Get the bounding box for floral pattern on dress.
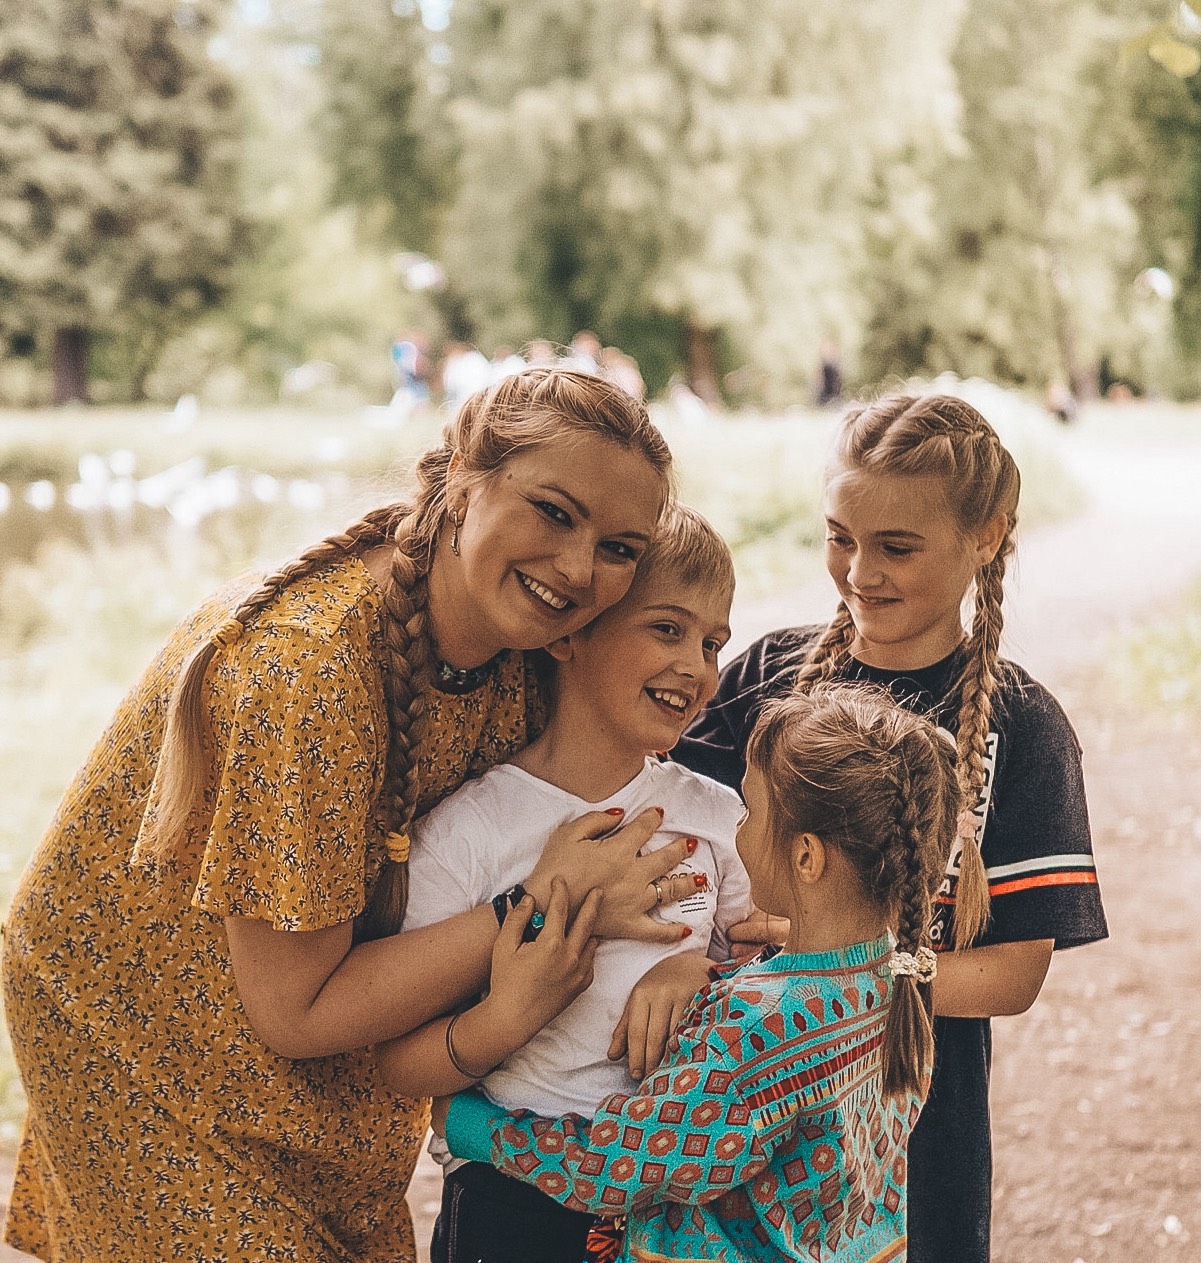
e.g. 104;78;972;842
2;557;536;1262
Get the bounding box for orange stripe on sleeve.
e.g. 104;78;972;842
989;871;1098;898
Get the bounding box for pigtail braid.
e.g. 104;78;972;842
951;525;1012;948
793;603;856;694
880;745;934;1099
141;497;438;866
355;520;438;941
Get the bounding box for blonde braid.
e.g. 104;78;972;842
355;520;438;941
793;603;856;693
141;502;418;862
881;725;956;1098
951;525;1013;947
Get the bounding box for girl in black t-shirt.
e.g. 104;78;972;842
676;393;1108;1263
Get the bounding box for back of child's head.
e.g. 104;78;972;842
796;393;1020;947
746;684;958;1101
625;501;735;610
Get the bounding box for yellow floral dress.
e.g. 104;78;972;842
2;557;540;1262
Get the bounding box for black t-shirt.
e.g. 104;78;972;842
674;626;1109;1263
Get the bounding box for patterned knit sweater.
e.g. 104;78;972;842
446;938;923;1263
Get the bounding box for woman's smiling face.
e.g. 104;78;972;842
436;434;666;665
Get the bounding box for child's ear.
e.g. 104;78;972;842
545;635;575;663
975;510;1009;566
793;832;827;885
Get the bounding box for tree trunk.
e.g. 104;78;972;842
52;327;91;405
1046;250;1092;400
685;319;722;407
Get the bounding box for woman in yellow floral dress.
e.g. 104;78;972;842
2;369;700;1262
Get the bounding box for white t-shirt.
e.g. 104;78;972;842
404;757;751;1121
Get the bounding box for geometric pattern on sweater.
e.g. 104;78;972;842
458;937;922;1263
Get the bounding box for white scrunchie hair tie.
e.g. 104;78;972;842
888;945;938;983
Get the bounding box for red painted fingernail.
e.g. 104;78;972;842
680;926;692;938
685;838;698;854
605;807;624;817
694;874;709;890
654;806;665;819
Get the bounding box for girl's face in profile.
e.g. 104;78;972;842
443;434;665;664
736;765;791;919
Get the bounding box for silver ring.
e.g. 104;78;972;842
651;878;664;907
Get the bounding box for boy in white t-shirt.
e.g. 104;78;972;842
379;503;751;1263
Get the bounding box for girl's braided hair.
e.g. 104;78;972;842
793;394;1019;947
746;685;958;1100
139;368;672;940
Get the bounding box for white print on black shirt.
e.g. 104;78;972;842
930;731;998;947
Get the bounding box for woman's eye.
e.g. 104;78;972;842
825;533;851;549
702;639;723;658
600;540;638;562
535;500;571;526
651;622;680;638
883;545;915;558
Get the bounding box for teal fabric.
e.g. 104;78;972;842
446;938;921;1262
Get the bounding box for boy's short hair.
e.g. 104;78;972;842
627;502;735;605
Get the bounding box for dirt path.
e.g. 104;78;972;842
3;413;1199;1261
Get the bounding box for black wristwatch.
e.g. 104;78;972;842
491;883;545;942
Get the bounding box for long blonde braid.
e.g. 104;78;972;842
140;500;420;864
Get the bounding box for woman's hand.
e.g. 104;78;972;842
377;882;603;1095
726;905;791;948
609;951;714;1079
526;808;703;944
481;879;604;1050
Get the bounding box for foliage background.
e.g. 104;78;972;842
5;0;1201;405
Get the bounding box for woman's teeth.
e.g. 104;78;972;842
649;689;689;713
519;573;570;610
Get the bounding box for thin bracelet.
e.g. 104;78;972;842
445;1013;500;1082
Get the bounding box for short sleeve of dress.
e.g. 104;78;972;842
192;621;382;931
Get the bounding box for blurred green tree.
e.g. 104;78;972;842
861;0;1153;397
0;0;246;403
317;0;450;256
438;0;958;403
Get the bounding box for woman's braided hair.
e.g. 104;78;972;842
794;394;1019;948
140;368;672;940
746;685;959;1100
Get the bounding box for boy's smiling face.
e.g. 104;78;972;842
550;570;732;758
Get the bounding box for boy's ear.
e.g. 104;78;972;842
545;635;575;663
793;832;827;885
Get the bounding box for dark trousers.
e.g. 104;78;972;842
430;1161;599;1263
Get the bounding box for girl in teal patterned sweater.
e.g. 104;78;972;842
444;686;958;1262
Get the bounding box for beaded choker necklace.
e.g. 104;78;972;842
434;651;505;693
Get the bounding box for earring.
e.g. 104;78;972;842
449;509;461;557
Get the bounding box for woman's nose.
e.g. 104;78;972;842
552;538;594;590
